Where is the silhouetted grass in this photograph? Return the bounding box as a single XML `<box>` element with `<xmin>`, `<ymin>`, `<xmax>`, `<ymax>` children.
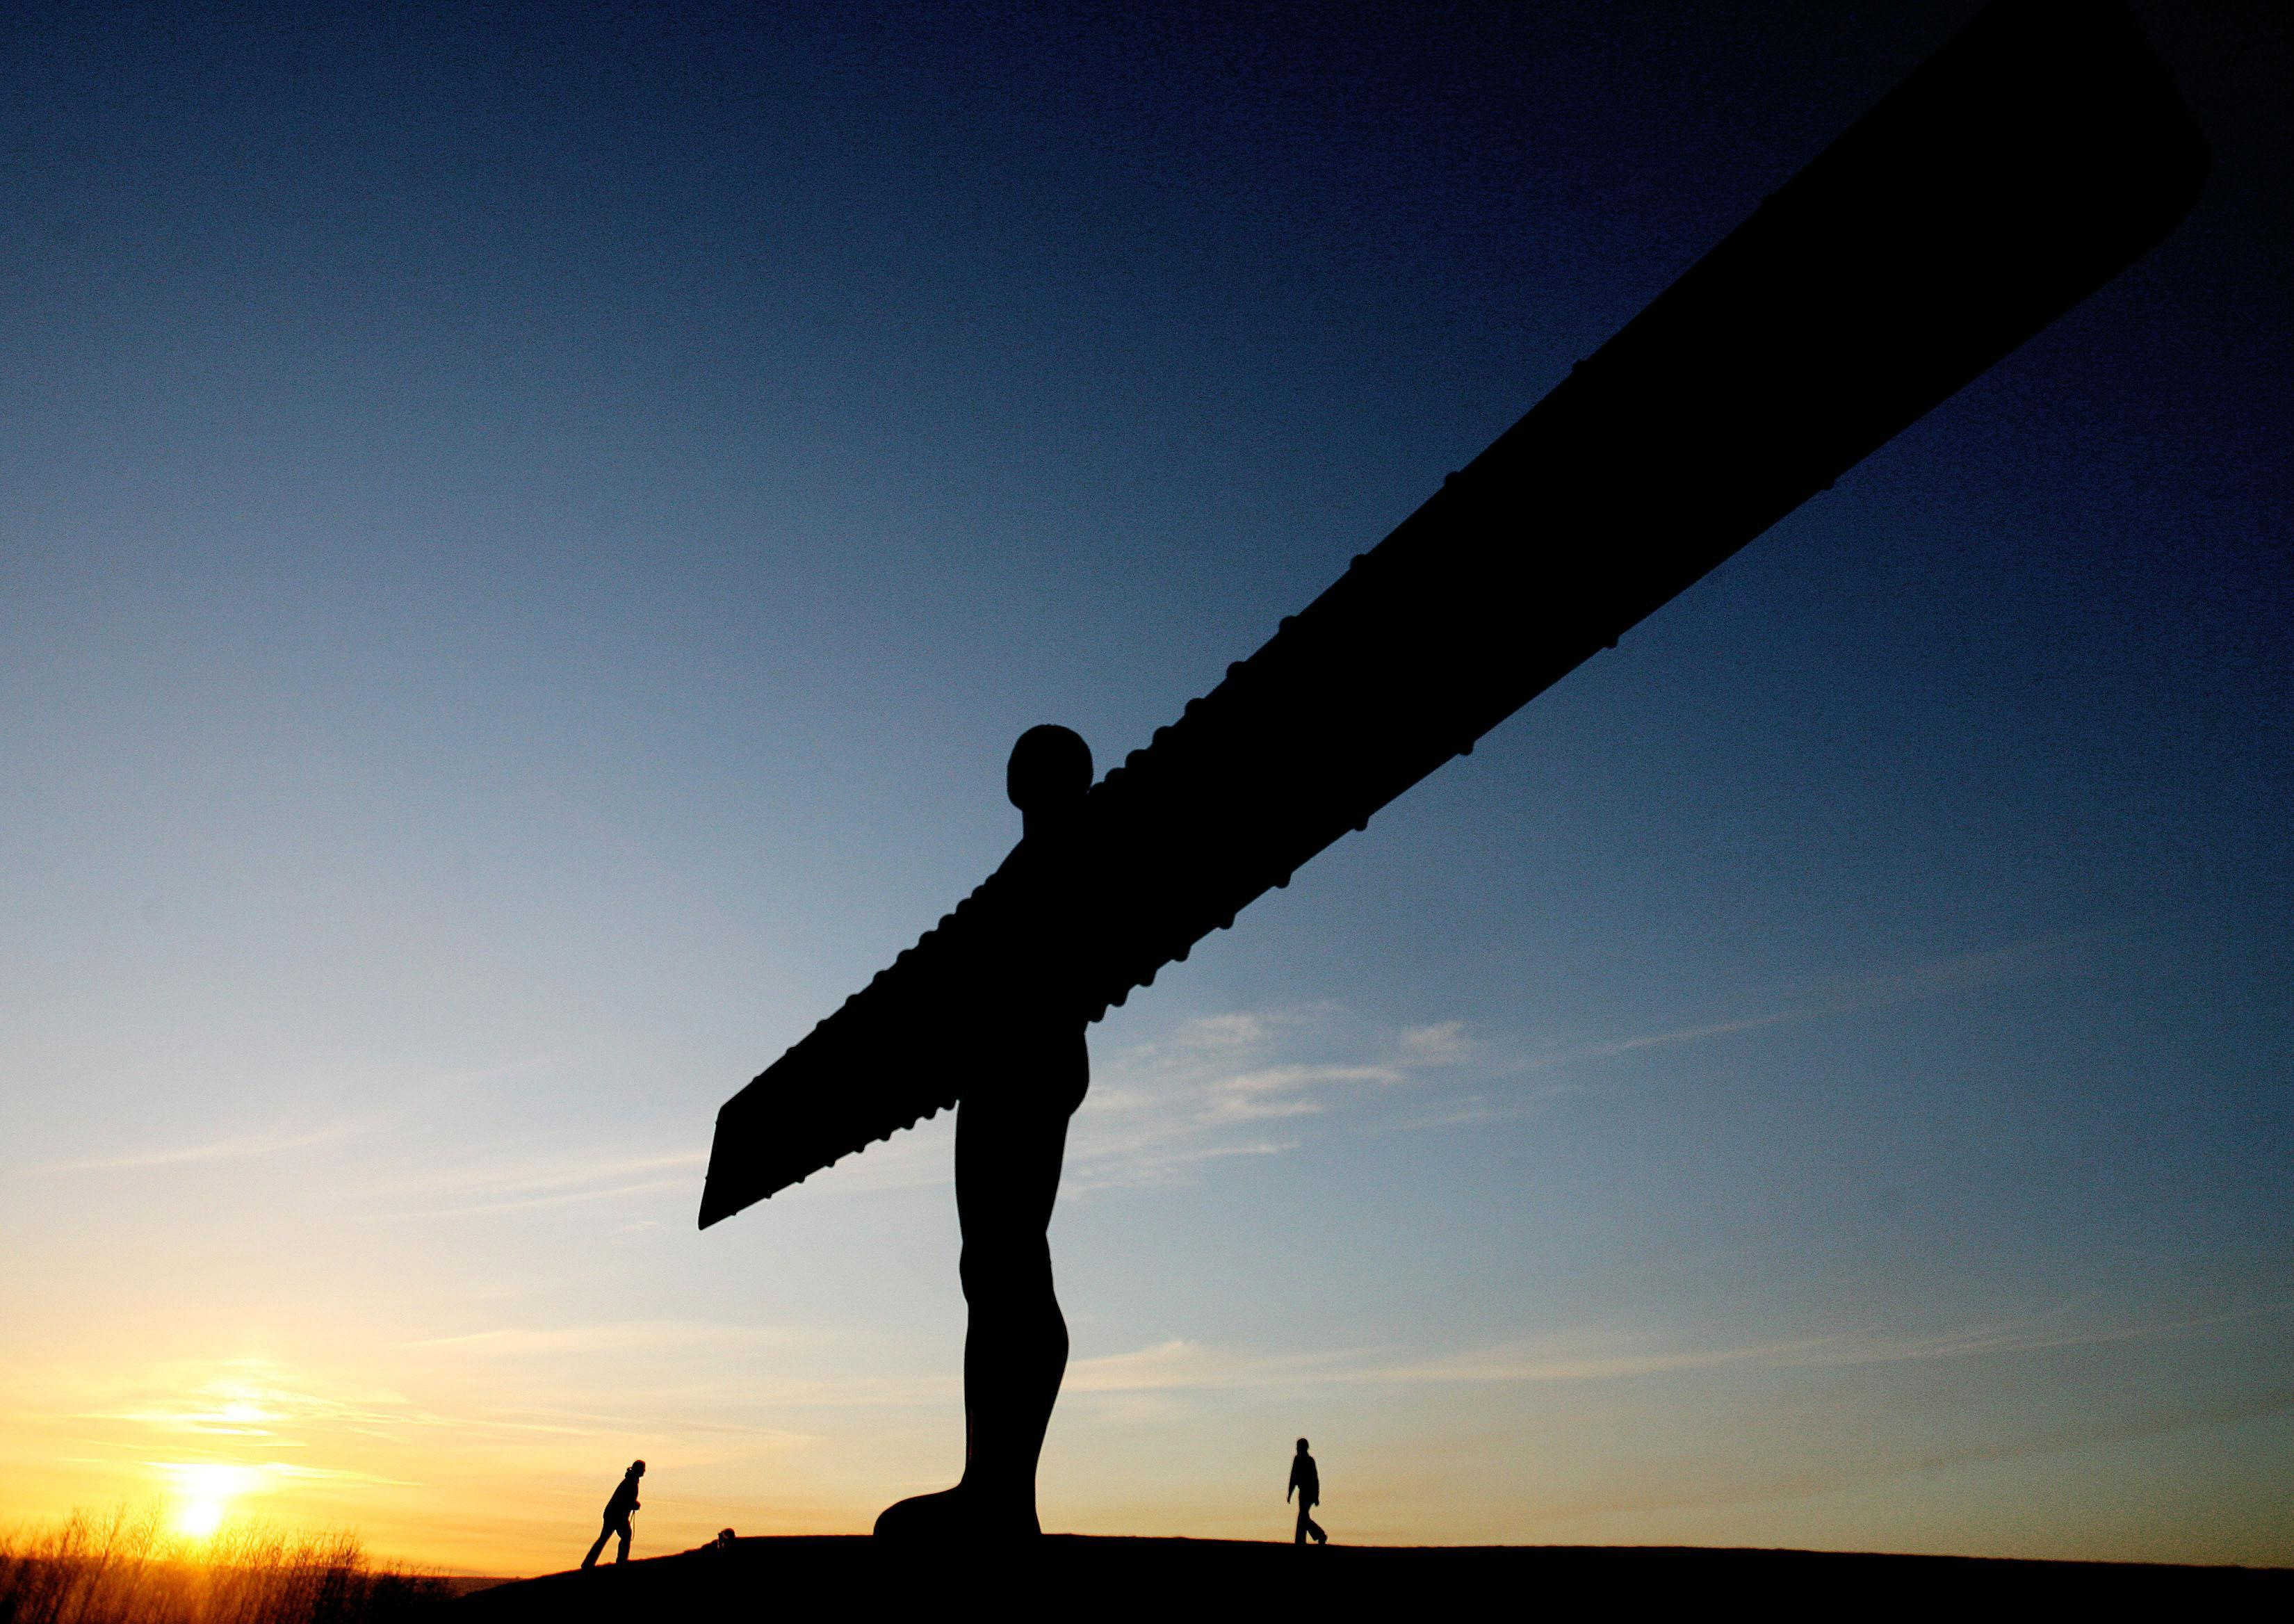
<box><xmin>0</xmin><ymin>1509</ymin><xmax>453</xmax><ymax>1624</ymax></box>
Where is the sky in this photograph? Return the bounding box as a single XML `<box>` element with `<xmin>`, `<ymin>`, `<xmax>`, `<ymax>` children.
<box><xmin>1</xmin><ymin>0</ymin><xmax>2287</xmax><ymax>1578</ymax></box>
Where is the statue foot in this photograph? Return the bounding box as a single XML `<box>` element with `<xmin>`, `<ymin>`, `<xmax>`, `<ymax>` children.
<box><xmin>873</xmin><ymin>1484</ymin><xmax>1040</xmax><ymax>1543</ymax></box>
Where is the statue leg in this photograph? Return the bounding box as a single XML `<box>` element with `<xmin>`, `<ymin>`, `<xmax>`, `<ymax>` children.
<box><xmin>876</xmin><ymin>1024</ymin><xmax>1087</xmax><ymax>1541</ymax></box>
<box><xmin>953</xmin><ymin>1048</ymin><xmax>1080</xmax><ymax>1525</ymax></box>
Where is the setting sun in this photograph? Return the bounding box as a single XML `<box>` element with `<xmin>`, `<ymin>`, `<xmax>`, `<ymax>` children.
<box><xmin>161</xmin><ymin>1463</ymin><xmax>261</xmax><ymax>1540</ymax></box>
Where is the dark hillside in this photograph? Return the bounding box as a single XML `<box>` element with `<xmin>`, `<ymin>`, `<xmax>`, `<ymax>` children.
<box><xmin>462</xmin><ymin>1536</ymin><xmax>2288</xmax><ymax>1619</ymax></box>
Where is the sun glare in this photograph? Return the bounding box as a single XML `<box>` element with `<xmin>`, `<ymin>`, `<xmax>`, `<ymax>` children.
<box><xmin>161</xmin><ymin>1463</ymin><xmax>261</xmax><ymax>1540</ymax></box>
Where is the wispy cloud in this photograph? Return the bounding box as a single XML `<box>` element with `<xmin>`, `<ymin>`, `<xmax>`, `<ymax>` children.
<box><xmin>144</xmin><ymin>1458</ymin><xmax>421</xmax><ymax>1488</ymax></box>
<box><xmin>369</xmin><ymin>1148</ymin><xmax>706</xmax><ymax>1218</ymax></box>
<box><xmin>49</xmin><ymin>1360</ymin><xmax>455</xmax><ymax>1443</ymax></box>
<box><xmin>1510</xmin><ymin>936</ymin><xmax>2082</xmax><ymax>1079</ymax></box>
<box><xmin>402</xmin><ymin>1320</ymin><xmax>814</xmax><ymax>1358</ymax></box>
<box><xmin>1202</xmin><ymin>1064</ymin><xmax>1403</xmax><ymax>1123</ymax></box>
<box><xmin>405</xmin><ymin>1149</ymin><xmax>706</xmax><ymax>1198</ymax></box>
<box><xmin>29</xmin><ymin>1052</ymin><xmax>571</xmax><ymax>1176</ymax></box>
<box><xmin>1067</xmin><ymin>1301</ymin><xmax>2281</xmax><ymax>1397</ymax></box>
<box><xmin>1064</xmin><ymin>1331</ymin><xmax>1812</xmax><ymax>1395</ymax></box>
<box><xmin>1064</xmin><ymin>1007</ymin><xmax>1471</xmax><ymax>1192</ymax></box>
<box><xmin>40</xmin><ymin>1122</ymin><xmax>370</xmax><ymax>1173</ymax></box>
<box><xmin>13</xmin><ymin>1350</ymin><xmax>847</xmax><ymax>1468</ymax></box>
<box><xmin>1059</xmin><ymin>938</ymin><xmax>2075</xmax><ymax>1189</ymax></box>
<box><xmin>1066</xmin><ymin>1340</ymin><xmax>1371</xmax><ymax>1393</ymax></box>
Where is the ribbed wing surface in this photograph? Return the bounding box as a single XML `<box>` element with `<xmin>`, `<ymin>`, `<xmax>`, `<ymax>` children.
<box><xmin>701</xmin><ymin>1</ymin><xmax>2206</xmax><ymax>1228</ymax></box>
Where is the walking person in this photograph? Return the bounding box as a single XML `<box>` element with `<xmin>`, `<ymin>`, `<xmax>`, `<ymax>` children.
<box><xmin>1287</xmin><ymin>1438</ymin><xmax>1327</xmax><ymax>1545</ymax></box>
<box><xmin>582</xmin><ymin>1460</ymin><xmax>646</xmax><ymax>1569</ymax></box>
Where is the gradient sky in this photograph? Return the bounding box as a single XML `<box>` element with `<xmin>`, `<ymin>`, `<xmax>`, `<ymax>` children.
<box><xmin>1</xmin><ymin>0</ymin><xmax>2287</xmax><ymax>1577</ymax></box>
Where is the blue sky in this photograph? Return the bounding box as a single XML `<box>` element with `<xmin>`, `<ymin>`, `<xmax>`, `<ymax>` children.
<box><xmin>1</xmin><ymin>1</ymin><xmax>2286</xmax><ymax>1572</ymax></box>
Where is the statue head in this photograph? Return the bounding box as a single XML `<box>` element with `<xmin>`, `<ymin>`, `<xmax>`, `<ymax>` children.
<box><xmin>1296</xmin><ymin>1437</ymin><xmax>1310</xmax><ymax>1453</ymax></box>
<box><xmin>1007</xmin><ymin>725</ymin><xmax>1092</xmax><ymax>836</ymax></box>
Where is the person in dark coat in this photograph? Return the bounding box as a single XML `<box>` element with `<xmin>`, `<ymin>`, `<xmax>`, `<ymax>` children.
<box><xmin>582</xmin><ymin>1460</ymin><xmax>646</xmax><ymax>1569</ymax></box>
<box><xmin>1287</xmin><ymin>1438</ymin><xmax>1327</xmax><ymax>1545</ymax></box>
